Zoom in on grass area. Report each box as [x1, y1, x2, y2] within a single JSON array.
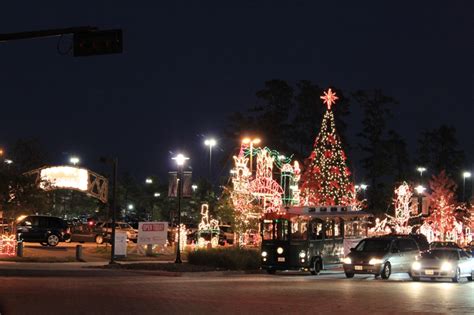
[[187, 248, 260, 270]]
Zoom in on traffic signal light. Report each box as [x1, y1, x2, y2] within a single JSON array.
[[73, 29, 122, 57]]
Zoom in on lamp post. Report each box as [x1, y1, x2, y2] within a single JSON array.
[[242, 137, 261, 175], [462, 171, 471, 202], [358, 183, 368, 199], [415, 185, 426, 215], [204, 138, 216, 180], [100, 156, 118, 265], [172, 153, 189, 264], [416, 167, 426, 178], [70, 156, 80, 166]]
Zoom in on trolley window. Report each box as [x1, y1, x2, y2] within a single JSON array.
[[291, 218, 308, 240], [263, 219, 289, 241]]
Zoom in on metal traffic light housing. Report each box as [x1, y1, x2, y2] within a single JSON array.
[[73, 29, 122, 57]]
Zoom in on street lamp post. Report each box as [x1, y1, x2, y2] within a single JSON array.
[[204, 138, 216, 180], [415, 185, 426, 215], [462, 171, 471, 202], [242, 137, 261, 175], [359, 183, 368, 199], [70, 156, 80, 166], [416, 167, 426, 178], [172, 153, 189, 264], [110, 158, 118, 264]]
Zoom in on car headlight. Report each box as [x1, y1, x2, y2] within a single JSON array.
[[412, 261, 422, 271], [277, 247, 284, 254], [299, 251, 306, 258], [342, 257, 352, 264], [440, 262, 452, 272], [261, 251, 268, 257], [369, 258, 384, 265]]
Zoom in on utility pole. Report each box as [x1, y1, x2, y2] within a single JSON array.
[[110, 158, 118, 264]]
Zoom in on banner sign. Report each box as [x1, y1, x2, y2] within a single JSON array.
[[168, 171, 192, 197], [114, 230, 128, 257], [137, 222, 168, 245]]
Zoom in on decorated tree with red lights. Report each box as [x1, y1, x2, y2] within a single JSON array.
[[426, 171, 458, 241], [300, 89, 356, 206]]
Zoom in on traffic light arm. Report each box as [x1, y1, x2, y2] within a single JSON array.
[[0, 26, 97, 42]]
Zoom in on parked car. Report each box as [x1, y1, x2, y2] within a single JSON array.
[[342, 235, 420, 279], [429, 241, 461, 250], [67, 220, 107, 244], [410, 248, 474, 282], [97, 222, 138, 243], [464, 241, 474, 255], [16, 215, 69, 247]]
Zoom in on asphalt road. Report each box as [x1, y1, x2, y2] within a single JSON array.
[[0, 269, 472, 315]]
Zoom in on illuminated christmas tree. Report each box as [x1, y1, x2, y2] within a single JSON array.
[[300, 88, 356, 206], [425, 171, 458, 241], [385, 182, 420, 234]]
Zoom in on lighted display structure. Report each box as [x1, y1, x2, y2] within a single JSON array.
[[27, 166, 108, 203]]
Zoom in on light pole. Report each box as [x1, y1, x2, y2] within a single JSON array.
[[462, 171, 471, 202], [172, 153, 189, 264], [100, 157, 118, 265], [242, 137, 261, 175], [415, 185, 426, 215], [416, 167, 426, 178], [204, 138, 216, 180], [70, 156, 80, 166]]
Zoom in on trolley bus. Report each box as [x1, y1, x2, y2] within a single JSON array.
[[261, 206, 371, 274]]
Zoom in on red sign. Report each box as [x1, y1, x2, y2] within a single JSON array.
[[141, 223, 165, 232]]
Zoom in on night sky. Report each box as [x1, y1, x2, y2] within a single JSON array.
[[0, 1, 472, 182]]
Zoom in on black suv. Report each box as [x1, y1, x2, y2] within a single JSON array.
[[16, 215, 69, 246]]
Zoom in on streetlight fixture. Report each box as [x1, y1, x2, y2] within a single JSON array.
[[415, 185, 426, 194], [145, 178, 153, 184], [242, 137, 261, 174], [204, 138, 217, 180], [172, 153, 189, 264], [191, 184, 198, 192], [69, 156, 80, 166], [462, 171, 471, 202], [154, 192, 161, 198], [4, 159, 13, 165], [127, 204, 134, 210], [416, 167, 426, 177], [415, 185, 426, 215]]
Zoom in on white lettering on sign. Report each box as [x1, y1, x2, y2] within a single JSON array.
[[142, 223, 165, 232]]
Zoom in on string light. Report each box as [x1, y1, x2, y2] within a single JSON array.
[[197, 204, 219, 248], [0, 235, 17, 256], [300, 94, 356, 207]]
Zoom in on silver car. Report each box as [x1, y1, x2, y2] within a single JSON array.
[[410, 248, 474, 282], [343, 236, 420, 279]]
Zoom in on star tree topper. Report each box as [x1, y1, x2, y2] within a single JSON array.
[[320, 88, 339, 110]]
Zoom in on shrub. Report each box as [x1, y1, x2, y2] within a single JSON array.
[[188, 248, 260, 270]]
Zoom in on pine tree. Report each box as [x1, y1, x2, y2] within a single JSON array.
[[300, 89, 355, 206]]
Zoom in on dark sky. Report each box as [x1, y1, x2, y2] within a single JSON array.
[[0, 1, 472, 182]]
